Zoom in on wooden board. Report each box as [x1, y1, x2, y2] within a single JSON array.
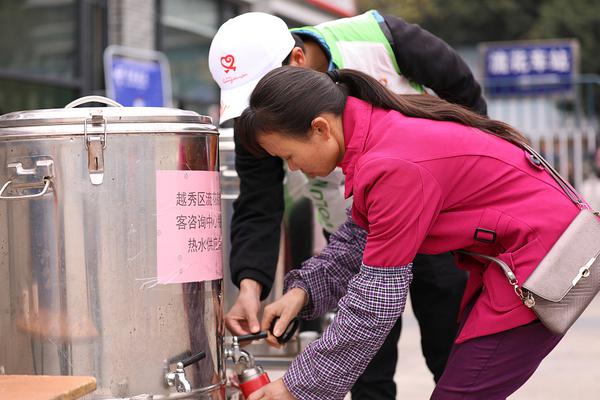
[[0, 375, 96, 400]]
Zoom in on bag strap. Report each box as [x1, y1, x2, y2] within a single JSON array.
[[522, 143, 598, 215], [456, 143, 598, 306], [456, 250, 533, 306]]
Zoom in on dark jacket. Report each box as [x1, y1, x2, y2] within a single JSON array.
[[231, 13, 488, 299]]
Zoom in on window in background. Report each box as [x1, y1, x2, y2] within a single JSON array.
[[0, 79, 77, 114], [159, 0, 221, 116], [0, 0, 77, 79], [0, 0, 106, 113]]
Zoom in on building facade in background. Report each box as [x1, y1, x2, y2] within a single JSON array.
[[2, 0, 595, 189], [0, 0, 356, 120]]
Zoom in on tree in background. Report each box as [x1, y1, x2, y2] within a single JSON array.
[[357, 0, 600, 74], [529, 0, 600, 75]]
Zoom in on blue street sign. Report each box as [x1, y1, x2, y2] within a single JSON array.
[[104, 46, 172, 107], [480, 40, 579, 96]]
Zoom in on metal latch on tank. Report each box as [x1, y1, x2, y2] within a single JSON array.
[[84, 114, 107, 185], [0, 156, 54, 200], [64, 95, 123, 186]]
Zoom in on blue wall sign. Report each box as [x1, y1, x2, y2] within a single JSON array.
[[480, 40, 579, 96], [104, 46, 172, 107]]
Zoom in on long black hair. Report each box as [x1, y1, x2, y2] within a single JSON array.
[[236, 66, 529, 157]]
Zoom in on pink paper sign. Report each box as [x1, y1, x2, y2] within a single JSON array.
[[156, 170, 223, 284]]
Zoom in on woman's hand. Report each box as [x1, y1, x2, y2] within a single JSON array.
[[247, 378, 297, 400], [261, 287, 307, 347]]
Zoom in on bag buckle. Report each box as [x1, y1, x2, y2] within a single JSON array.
[[572, 250, 599, 286], [474, 228, 496, 243]]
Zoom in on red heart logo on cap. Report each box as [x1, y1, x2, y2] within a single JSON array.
[[221, 55, 236, 73]]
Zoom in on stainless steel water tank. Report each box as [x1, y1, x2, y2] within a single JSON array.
[[0, 96, 225, 399]]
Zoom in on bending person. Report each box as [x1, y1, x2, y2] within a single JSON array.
[[235, 66, 584, 400]]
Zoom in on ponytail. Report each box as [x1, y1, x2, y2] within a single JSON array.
[[331, 69, 529, 147], [237, 66, 528, 157]]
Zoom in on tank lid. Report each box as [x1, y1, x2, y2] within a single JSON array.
[[0, 105, 212, 128]]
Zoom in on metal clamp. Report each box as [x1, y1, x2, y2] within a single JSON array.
[[84, 115, 108, 150], [83, 114, 108, 185]]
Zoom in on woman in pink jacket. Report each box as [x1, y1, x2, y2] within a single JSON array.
[[236, 66, 584, 400]]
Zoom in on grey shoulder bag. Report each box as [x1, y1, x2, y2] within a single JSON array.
[[460, 144, 600, 335]]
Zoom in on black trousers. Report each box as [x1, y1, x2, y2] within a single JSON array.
[[350, 253, 467, 400]]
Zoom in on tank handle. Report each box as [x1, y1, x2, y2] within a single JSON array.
[[64, 95, 123, 108], [0, 179, 51, 200], [0, 158, 54, 200]]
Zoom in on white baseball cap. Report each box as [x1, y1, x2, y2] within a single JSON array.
[[209, 13, 295, 124]]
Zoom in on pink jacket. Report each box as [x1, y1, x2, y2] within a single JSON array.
[[340, 97, 579, 343]]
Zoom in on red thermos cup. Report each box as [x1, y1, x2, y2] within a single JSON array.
[[239, 366, 270, 398]]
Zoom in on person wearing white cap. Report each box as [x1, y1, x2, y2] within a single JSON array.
[[209, 10, 487, 400], [209, 12, 296, 123]]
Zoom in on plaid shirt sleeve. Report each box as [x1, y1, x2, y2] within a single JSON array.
[[283, 211, 367, 320], [283, 263, 412, 399]]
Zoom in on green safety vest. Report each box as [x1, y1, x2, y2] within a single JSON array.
[[291, 10, 424, 94]]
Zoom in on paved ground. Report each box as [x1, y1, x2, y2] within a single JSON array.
[[395, 294, 600, 399], [266, 295, 600, 399]]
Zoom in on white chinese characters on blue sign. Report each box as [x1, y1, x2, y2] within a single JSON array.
[[483, 41, 577, 96], [488, 47, 571, 76]]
